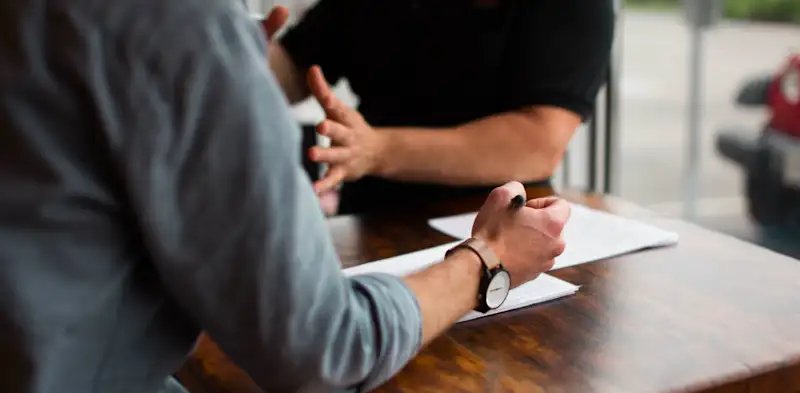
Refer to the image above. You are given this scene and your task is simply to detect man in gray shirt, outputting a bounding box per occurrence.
[0,1,571,392]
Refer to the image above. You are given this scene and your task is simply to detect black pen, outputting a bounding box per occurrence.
[509,194,525,210]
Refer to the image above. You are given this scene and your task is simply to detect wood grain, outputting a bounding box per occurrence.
[177,186,800,393]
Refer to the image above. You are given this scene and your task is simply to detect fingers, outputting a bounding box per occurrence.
[310,119,352,168]
[527,198,571,237]
[309,146,351,164]
[314,166,347,194]
[262,6,289,40]
[549,237,566,260]
[544,199,571,235]
[539,238,565,274]
[316,120,350,145]
[543,259,556,272]
[526,196,560,209]
[549,199,571,222]
[536,240,564,277]
[307,65,331,104]
[307,66,362,125]
[318,190,339,215]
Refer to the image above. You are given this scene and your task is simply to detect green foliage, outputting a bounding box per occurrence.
[624,0,800,24]
[724,0,800,24]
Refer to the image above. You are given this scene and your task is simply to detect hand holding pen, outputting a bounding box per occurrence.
[472,181,571,287]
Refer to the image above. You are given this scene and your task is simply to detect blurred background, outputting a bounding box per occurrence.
[250,0,800,259]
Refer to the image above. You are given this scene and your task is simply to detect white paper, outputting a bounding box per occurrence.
[344,243,579,323]
[428,203,679,271]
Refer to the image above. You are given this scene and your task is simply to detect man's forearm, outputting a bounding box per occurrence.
[374,111,571,186]
[402,248,482,345]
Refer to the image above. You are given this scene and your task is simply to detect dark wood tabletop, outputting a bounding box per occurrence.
[175,187,800,393]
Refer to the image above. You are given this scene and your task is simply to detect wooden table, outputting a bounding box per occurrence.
[176,187,800,393]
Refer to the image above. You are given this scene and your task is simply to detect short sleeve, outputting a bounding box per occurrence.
[503,0,615,121]
[279,0,347,84]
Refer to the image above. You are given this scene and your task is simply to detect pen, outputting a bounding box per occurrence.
[509,194,525,210]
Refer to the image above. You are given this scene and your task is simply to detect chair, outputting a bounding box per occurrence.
[301,124,320,182]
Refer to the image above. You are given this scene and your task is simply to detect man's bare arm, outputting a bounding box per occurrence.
[403,249,482,345]
[373,106,580,186]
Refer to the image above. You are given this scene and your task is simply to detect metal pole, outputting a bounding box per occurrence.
[603,0,623,195]
[588,113,598,191]
[684,25,704,220]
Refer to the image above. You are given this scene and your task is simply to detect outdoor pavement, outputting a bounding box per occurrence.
[616,11,799,259]
[617,11,798,208]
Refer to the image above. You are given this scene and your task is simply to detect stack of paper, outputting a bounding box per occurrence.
[344,244,579,323]
[428,203,679,271]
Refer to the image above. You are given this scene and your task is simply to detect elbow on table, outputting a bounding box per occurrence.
[255,311,379,392]
[254,275,421,393]
[510,108,577,182]
[250,315,378,392]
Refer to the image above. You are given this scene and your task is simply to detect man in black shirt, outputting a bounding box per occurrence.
[268,0,615,214]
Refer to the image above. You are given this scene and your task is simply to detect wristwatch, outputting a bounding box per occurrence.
[445,237,511,313]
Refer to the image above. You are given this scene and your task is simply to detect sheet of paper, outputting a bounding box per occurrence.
[428,203,679,271]
[344,243,579,323]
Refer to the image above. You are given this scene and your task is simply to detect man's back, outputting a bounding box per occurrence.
[0,0,434,391]
[0,1,578,391]
[0,1,206,391]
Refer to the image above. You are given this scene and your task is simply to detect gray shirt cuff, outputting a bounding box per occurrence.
[348,273,423,392]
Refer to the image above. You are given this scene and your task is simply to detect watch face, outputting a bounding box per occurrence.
[485,271,511,309]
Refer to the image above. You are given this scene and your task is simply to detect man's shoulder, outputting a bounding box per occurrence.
[508,0,614,53]
[511,0,614,27]
[73,0,257,61]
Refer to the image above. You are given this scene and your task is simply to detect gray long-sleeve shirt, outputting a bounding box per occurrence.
[0,0,422,392]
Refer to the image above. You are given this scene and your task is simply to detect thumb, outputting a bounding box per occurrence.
[262,6,289,41]
[472,181,525,237]
[486,181,526,210]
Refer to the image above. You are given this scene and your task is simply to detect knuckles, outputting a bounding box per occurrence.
[545,214,567,237]
[540,204,570,237]
[550,237,566,259]
[543,259,556,271]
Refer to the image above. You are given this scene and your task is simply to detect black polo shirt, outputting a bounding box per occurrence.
[281,0,615,214]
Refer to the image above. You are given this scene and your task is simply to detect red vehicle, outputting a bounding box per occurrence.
[716,53,800,227]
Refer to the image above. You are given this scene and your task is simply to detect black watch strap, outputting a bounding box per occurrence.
[445,237,501,269]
